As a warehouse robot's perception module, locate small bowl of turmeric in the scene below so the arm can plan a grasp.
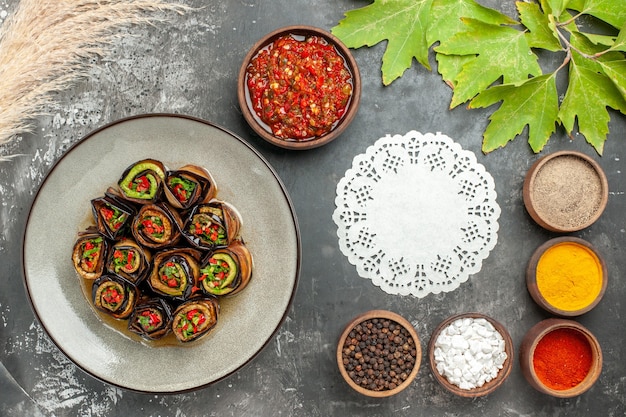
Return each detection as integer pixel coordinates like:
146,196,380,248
519,318,602,398
526,236,607,317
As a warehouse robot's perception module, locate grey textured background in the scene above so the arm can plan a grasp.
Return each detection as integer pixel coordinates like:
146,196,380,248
1,0,625,416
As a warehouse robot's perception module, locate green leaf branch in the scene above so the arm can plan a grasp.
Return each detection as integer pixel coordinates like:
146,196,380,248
332,0,626,154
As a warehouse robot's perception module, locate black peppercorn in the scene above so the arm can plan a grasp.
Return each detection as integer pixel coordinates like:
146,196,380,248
341,318,417,392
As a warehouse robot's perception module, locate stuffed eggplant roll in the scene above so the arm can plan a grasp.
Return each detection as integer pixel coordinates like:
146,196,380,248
72,229,108,280
164,165,218,210
106,238,152,285
199,240,253,296
183,200,242,250
171,296,219,343
128,298,173,340
117,159,166,204
148,248,201,301
91,191,135,240
92,275,138,320
132,203,182,249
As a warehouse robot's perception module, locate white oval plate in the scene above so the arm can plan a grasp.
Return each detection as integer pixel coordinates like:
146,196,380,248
22,114,300,393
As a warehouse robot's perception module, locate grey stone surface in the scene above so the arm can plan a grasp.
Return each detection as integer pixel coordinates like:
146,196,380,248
1,0,625,416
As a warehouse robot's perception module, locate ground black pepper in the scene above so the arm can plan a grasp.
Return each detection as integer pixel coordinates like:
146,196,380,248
341,318,417,391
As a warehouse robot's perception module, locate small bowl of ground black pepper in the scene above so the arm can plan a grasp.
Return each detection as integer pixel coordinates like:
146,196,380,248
238,25,361,150
523,150,608,233
526,236,608,317
519,318,602,398
336,310,421,397
428,313,513,398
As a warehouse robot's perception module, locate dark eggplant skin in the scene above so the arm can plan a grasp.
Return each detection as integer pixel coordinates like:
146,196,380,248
131,203,182,249
91,275,138,320
117,158,166,205
171,296,220,343
72,227,109,281
181,200,242,251
91,189,136,240
164,165,218,210
106,238,152,285
147,248,201,302
127,298,173,340
199,240,253,297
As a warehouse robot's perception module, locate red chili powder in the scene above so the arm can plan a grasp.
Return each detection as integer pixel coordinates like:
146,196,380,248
532,328,593,390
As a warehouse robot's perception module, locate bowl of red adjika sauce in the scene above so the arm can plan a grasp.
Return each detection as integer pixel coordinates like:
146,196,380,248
520,318,602,398
238,25,361,150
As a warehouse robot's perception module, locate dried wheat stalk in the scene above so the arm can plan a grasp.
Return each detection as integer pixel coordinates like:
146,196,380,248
0,0,188,155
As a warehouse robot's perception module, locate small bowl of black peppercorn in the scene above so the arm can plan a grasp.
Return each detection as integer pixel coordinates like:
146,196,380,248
336,310,421,397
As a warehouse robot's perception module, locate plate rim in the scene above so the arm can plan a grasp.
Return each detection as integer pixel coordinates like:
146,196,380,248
20,113,301,394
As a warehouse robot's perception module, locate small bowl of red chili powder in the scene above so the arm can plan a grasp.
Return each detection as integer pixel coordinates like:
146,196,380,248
336,310,421,397
520,318,602,398
238,25,361,150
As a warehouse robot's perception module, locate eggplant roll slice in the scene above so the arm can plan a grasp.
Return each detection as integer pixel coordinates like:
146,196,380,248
128,298,173,340
183,200,242,250
92,275,138,319
91,191,135,240
199,240,253,296
148,248,200,301
164,165,218,210
117,159,166,204
72,229,108,280
132,203,181,249
106,238,152,285
171,296,219,343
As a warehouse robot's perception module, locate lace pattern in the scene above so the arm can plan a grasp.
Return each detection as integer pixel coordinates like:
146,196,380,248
333,131,501,297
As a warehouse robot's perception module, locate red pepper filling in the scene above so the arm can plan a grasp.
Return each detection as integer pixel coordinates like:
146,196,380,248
246,34,353,140
189,215,226,245
159,261,183,289
128,174,151,193
140,216,165,239
81,238,103,271
199,257,231,288
101,286,123,309
168,176,197,204
112,248,136,273
137,309,162,332
100,204,127,231
177,308,207,339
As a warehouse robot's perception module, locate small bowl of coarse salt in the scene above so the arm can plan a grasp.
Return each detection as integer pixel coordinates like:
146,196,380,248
428,312,514,398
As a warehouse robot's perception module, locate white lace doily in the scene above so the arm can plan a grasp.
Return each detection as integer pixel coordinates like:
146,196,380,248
333,131,501,297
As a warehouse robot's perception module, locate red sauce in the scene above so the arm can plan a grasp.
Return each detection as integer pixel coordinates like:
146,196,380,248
246,34,353,141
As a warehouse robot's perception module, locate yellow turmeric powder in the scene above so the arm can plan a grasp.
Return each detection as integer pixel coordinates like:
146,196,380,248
536,242,603,311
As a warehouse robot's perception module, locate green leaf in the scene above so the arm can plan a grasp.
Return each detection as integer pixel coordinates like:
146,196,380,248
598,60,626,100
606,25,626,52
568,0,626,29
427,0,517,44
331,0,434,85
429,0,517,87
435,19,542,108
517,1,562,51
558,36,626,154
579,32,617,47
469,74,559,153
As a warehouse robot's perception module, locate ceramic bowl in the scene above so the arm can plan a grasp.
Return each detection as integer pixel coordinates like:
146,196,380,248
336,310,421,397
527,236,607,317
523,150,608,232
520,318,602,398
237,25,361,150
428,312,513,398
